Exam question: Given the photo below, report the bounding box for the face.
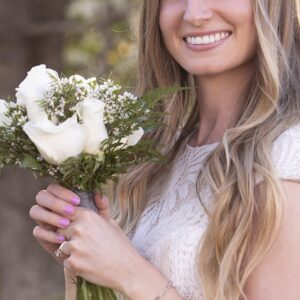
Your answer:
[159,0,258,77]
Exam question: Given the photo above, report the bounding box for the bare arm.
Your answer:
[64,256,183,300]
[121,255,183,300]
[245,180,300,300]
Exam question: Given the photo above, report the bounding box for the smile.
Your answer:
[184,31,231,45]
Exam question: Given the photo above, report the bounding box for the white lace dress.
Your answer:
[115,123,300,300]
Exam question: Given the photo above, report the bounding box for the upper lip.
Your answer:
[182,30,232,39]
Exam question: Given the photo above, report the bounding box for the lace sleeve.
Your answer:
[271,123,300,182]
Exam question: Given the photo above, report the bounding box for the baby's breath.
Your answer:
[0,70,186,193]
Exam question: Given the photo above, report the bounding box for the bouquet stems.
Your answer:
[76,277,117,300]
[74,191,117,300]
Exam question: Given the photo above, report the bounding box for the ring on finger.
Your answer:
[55,241,70,258]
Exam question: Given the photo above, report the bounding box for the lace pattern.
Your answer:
[118,138,219,300]
[115,122,300,299]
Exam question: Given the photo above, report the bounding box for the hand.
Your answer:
[60,193,145,294]
[30,183,170,298]
[29,183,81,264]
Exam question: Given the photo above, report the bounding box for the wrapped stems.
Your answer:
[76,277,117,300]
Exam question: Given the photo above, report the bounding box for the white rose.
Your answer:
[120,127,144,148]
[78,98,108,154]
[15,64,59,122]
[0,99,11,126]
[23,115,86,165]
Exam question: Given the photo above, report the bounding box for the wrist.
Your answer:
[121,254,171,300]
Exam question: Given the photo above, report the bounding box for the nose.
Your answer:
[183,0,214,26]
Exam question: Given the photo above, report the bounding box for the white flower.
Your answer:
[0,99,11,126]
[69,74,85,83]
[15,64,59,122]
[78,98,108,154]
[120,127,144,148]
[23,115,86,165]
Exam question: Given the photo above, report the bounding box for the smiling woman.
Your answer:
[28,0,300,299]
[159,0,257,76]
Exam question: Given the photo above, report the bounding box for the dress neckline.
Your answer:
[185,127,220,153]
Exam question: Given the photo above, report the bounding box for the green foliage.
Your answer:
[0,82,186,300]
[0,80,186,196]
[77,277,117,300]
[64,0,138,86]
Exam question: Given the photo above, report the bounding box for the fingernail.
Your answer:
[59,218,70,227]
[64,205,75,215]
[71,196,80,205]
[57,235,65,242]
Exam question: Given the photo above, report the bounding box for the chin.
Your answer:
[185,66,228,77]
[181,58,235,76]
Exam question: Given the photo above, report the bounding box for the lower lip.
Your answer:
[184,34,232,52]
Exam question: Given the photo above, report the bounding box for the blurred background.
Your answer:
[0,0,138,299]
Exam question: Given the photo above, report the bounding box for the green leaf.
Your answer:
[20,154,40,170]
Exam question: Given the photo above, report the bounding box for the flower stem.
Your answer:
[76,277,117,300]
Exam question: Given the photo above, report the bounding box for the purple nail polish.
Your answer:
[59,218,70,227]
[64,205,75,215]
[71,196,80,205]
[57,235,65,242]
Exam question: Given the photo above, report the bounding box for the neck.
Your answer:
[192,59,256,146]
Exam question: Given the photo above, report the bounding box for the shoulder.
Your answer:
[245,181,300,299]
[245,125,300,298]
[271,122,300,182]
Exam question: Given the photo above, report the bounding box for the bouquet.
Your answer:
[0,65,185,299]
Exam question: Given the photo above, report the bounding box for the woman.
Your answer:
[29,0,300,299]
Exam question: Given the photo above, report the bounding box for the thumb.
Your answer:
[94,193,113,221]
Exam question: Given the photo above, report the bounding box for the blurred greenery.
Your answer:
[63,0,138,88]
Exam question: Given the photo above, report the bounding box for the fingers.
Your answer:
[35,219,56,231]
[95,193,112,220]
[29,205,71,229]
[33,225,66,244]
[94,193,119,228]
[47,183,81,206]
[36,190,77,219]
[59,241,72,256]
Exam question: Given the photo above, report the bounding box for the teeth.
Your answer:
[202,35,210,44]
[195,37,201,44]
[186,31,230,45]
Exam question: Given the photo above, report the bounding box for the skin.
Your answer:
[159,0,257,145]
[245,181,300,300]
[30,184,181,299]
[29,0,300,299]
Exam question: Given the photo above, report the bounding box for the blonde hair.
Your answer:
[111,0,300,299]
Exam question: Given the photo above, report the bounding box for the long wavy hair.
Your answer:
[111,0,300,299]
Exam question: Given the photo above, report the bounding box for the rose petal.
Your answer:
[79,98,108,154]
[23,115,86,165]
[126,127,144,146]
[16,65,58,122]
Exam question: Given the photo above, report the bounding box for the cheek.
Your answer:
[159,1,183,41]
[237,19,258,61]
[225,3,258,59]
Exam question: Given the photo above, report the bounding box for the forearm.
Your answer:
[122,256,183,300]
[64,268,77,300]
